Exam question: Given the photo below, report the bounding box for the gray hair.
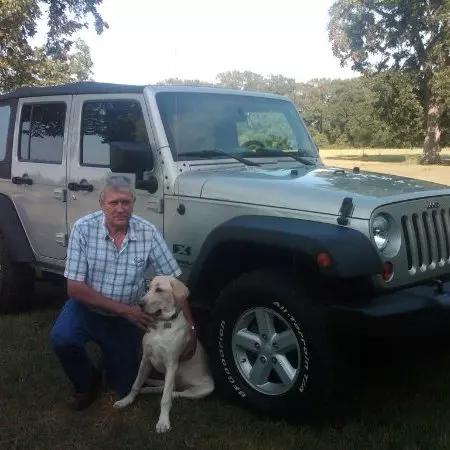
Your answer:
[99,175,136,202]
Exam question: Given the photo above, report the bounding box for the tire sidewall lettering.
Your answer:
[218,319,247,398]
[272,301,309,393]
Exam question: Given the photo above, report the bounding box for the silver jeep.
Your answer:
[0,82,449,415]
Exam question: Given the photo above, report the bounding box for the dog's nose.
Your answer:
[138,298,145,307]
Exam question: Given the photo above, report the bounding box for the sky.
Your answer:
[48,0,358,85]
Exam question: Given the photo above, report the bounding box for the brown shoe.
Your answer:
[67,371,102,411]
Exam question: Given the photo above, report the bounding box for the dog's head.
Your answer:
[138,276,189,321]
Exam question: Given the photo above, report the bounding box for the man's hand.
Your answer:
[121,305,157,331]
[179,327,197,361]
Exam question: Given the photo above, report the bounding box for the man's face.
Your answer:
[100,188,135,230]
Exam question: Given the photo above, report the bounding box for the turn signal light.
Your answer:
[382,262,394,281]
[317,252,332,268]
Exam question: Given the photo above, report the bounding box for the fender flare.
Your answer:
[0,194,35,262]
[187,215,384,290]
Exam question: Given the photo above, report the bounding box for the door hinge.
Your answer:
[56,233,68,247]
[53,188,67,203]
[146,198,164,214]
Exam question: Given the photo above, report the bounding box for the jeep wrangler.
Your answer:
[0,82,449,416]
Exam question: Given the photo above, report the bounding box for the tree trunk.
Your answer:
[421,94,444,164]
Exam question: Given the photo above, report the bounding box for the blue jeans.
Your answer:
[50,298,143,397]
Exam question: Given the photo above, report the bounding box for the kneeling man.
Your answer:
[50,175,196,410]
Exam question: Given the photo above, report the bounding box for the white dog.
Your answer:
[113,275,215,433]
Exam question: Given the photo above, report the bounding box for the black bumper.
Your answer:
[329,281,450,319]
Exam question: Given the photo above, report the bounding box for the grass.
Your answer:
[2,148,450,449]
[3,286,450,449]
[320,147,450,186]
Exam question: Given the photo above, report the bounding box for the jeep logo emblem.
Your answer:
[427,201,440,209]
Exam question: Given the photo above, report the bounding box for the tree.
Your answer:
[0,0,107,93]
[328,0,450,163]
[363,70,425,148]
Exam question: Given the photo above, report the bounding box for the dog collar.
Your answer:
[162,310,181,329]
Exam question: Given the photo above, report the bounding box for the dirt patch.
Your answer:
[321,148,450,186]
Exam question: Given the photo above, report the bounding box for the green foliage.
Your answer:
[159,69,448,150]
[0,0,107,93]
[364,70,425,147]
[327,0,450,162]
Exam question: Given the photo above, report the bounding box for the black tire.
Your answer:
[0,235,35,314]
[210,268,333,417]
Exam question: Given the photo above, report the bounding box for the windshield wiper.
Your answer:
[178,149,261,167]
[241,149,316,166]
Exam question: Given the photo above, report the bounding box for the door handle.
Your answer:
[12,174,33,185]
[68,181,94,192]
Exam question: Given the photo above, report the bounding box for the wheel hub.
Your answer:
[231,306,301,396]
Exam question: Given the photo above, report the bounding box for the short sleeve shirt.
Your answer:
[64,210,181,305]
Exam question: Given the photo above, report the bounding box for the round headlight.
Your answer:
[372,214,390,250]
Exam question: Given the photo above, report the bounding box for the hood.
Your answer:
[176,164,450,219]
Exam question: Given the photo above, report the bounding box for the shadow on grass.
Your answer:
[30,280,67,311]
[6,281,450,448]
[285,313,450,431]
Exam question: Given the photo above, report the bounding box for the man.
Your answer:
[50,175,196,411]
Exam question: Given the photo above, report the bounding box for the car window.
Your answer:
[18,102,66,164]
[80,99,149,167]
[0,105,10,162]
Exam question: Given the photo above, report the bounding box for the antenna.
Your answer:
[173,45,181,210]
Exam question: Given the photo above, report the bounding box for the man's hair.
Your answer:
[99,175,136,202]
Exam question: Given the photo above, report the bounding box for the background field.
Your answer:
[321,147,450,186]
[2,149,450,450]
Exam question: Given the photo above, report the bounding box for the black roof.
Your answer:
[0,81,146,100]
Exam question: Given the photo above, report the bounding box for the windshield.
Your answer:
[155,91,319,161]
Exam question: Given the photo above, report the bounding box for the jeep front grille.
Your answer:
[401,208,450,275]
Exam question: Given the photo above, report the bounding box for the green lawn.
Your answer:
[3,283,450,449]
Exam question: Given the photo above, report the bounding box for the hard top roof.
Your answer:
[0,81,146,100]
[0,81,290,102]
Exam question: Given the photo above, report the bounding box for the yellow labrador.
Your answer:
[113,276,214,433]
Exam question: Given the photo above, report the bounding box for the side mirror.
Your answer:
[136,176,158,194]
[109,141,154,173]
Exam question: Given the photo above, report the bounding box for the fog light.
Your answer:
[317,252,332,268]
[382,262,394,281]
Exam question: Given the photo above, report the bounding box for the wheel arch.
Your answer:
[0,194,35,263]
[187,215,384,305]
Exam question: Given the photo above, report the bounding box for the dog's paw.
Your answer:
[113,397,133,409]
[156,419,171,433]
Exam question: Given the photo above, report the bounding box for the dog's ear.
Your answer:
[170,277,190,304]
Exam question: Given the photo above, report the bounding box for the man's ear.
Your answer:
[170,277,190,304]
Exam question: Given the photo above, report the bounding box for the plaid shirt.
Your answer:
[64,210,181,305]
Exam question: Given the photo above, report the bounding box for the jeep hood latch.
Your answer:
[337,197,354,226]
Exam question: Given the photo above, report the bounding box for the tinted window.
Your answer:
[19,103,66,164]
[0,105,10,161]
[81,100,149,167]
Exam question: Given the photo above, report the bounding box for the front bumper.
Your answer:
[330,281,450,319]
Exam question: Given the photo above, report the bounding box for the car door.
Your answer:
[9,95,71,261]
[66,93,164,251]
